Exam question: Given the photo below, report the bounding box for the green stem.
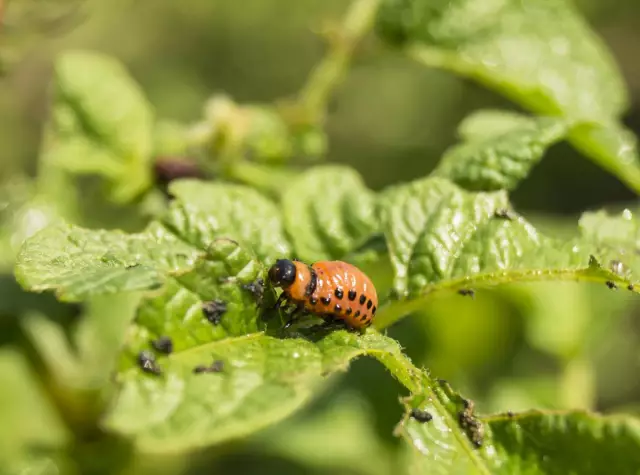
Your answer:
[297,0,381,121]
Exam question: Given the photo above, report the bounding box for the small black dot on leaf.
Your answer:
[151,336,173,354]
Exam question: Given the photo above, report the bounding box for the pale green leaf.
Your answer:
[15,180,292,301]
[432,112,567,191]
[14,222,200,301]
[281,166,378,262]
[376,0,640,193]
[42,50,154,203]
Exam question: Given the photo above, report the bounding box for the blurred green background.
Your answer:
[2,1,640,474]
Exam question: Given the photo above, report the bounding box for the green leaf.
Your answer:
[103,330,416,453]
[0,349,69,464]
[375,0,640,193]
[166,179,291,263]
[432,111,567,191]
[281,166,378,262]
[15,180,292,301]
[398,381,640,474]
[14,222,199,301]
[375,177,640,328]
[42,50,154,203]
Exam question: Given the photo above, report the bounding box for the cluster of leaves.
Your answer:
[5,0,640,473]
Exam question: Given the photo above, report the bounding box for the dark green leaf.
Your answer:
[42,50,154,203]
[375,0,640,193]
[432,111,567,191]
[281,166,378,262]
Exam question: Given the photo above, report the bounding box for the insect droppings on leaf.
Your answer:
[628,284,635,291]
[243,278,265,305]
[193,360,225,374]
[410,408,433,423]
[137,350,162,375]
[506,411,515,418]
[202,300,227,325]
[151,336,173,354]
[458,288,475,298]
[458,398,484,448]
[606,281,618,290]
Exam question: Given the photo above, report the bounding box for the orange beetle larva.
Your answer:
[268,259,378,330]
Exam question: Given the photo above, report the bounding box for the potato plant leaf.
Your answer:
[398,381,640,475]
[103,330,418,453]
[432,111,568,191]
[375,177,640,328]
[14,180,291,301]
[41,50,154,203]
[281,166,378,262]
[375,0,640,193]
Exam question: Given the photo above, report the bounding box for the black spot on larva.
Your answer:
[321,296,331,305]
[359,295,366,305]
[606,281,618,290]
[310,297,318,305]
[348,289,357,301]
[346,307,353,314]
[367,299,372,309]
[334,304,342,312]
[365,320,372,327]
[138,351,161,375]
[372,306,377,315]
[335,288,344,299]
[151,336,173,354]
[410,408,433,423]
[354,310,361,318]
[305,268,317,297]
[360,313,367,321]
[202,300,227,325]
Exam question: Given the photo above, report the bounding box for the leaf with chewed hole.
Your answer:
[375,0,640,193]
[42,50,154,203]
[103,330,418,453]
[432,111,567,191]
[399,385,640,475]
[281,166,378,262]
[375,177,640,328]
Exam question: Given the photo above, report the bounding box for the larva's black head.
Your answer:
[268,259,297,288]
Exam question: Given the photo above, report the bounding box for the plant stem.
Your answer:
[297,0,381,122]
